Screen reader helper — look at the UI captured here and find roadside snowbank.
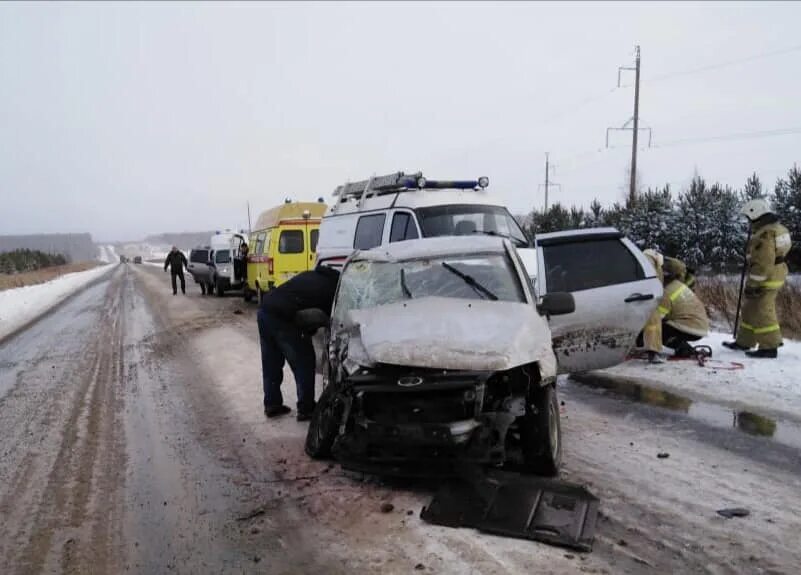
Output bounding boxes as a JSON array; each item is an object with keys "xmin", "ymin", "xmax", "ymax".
[
  {"xmin": 0, "ymin": 263, "xmax": 115, "ymax": 341},
  {"xmin": 601, "ymin": 331, "xmax": 801, "ymax": 421}
]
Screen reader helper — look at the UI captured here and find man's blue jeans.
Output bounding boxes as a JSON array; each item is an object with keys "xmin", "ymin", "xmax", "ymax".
[{"xmin": 257, "ymin": 308, "xmax": 316, "ymax": 412}]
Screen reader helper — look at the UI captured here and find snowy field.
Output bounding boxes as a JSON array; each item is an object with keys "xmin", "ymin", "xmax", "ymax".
[
  {"xmin": 602, "ymin": 331, "xmax": 801, "ymax": 421},
  {"xmin": 0, "ymin": 263, "xmax": 116, "ymax": 341}
]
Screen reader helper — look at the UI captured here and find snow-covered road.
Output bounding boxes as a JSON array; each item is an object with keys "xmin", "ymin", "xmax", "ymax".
[{"xmin": 0, "ymin": 263, "xmax": 116, "ymax": 341}]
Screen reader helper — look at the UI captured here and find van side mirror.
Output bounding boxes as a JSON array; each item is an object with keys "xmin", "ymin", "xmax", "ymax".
[
  {"xmin": 295, "ymin": 308, "xmax": 330, "ymax": 331},
  {"xmin": 537, "ymin": 292, "xmax": 575, "ymax": 316}
]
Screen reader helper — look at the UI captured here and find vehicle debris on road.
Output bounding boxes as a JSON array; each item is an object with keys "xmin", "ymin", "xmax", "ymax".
[{"xmin": 420, "ymin": 469, "xmax": 600, "ymax": 551}]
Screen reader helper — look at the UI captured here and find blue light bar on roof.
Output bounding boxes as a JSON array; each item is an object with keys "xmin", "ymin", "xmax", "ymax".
[
  {"xmin": 334, "ymin": 172, "xmax": 490, "ymax": 198},
  {"xmin": 417, "ymin": 180, "xmax": 482, "ymax": 190}
]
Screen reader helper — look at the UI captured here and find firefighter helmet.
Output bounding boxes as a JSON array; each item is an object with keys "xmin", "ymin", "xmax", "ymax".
[{"xmin": 739, "ymin": 198, "xmax": 773, "ymax": 221}]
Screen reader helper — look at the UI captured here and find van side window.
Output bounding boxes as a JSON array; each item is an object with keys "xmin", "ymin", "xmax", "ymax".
[
  {"xmin": 542, "ymin": 239, "xmax": 644, "ymax": 293},
  {"xmin": 310, "ymin": 229, "xmax": 320, "ymax": 253},
  {"xmin": 389, "ymin": 213, "xmax": 419, "ymax": 243},
  {"xmin": 354, "ymin": 214, "xmax": 386, "ymax": 250},
  {"xmin": 255, "ymin": 233, "xmax": 266, "ymax": 255},
  {"xmin": 190, "ymin": 249, "xmax": 209, "ymax": 263},
  {"xmin": 279, "ymin": 230, "xmax": 304, "ymax": 254}
]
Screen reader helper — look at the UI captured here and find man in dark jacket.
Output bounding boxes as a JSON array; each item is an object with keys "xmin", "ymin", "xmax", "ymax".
[
  {"xmin": 258, "ymin": 266, "xmax": 340, "ymax": 421},
  {"xmin": 164, "ymin": 246, "xmax": 188, "ymax": 295}
]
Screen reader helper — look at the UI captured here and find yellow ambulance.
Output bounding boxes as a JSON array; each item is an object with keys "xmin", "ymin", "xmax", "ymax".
[{"xmin": 244, "ymin": 200, "xmax": 327, "ymax": 302}]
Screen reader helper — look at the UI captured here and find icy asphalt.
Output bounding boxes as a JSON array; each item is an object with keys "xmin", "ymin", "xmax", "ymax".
[{"xmin": 0, "ymin": 264, "xmax": 799, "ymax": 574}]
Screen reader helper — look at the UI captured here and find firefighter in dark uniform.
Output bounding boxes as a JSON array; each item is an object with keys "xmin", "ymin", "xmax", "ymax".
[
  {"xmin": 163, "ymin": 246, "xmax": 188, "ymax": 295},
  {"xmin": 258, "ymin": 266, "xmax": 340, "ymax": 421},
  {"xmin": 724, "ymin": 199, "xmax": 792, "ymax": 358}
]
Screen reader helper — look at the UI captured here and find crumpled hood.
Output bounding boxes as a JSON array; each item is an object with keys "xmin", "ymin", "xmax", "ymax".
[{"xmin": 344, "ymin": 296, "xmax": 557, "ymax": 375}]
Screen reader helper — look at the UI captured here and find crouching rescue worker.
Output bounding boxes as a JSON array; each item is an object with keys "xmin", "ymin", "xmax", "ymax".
[
  {"xmin": 657, "ymin": 264, "xmax": 710, "ymax": 357},
  {"xmin": 257, "ymin": 266, "xmax": 340, "ymax": 421},
  {"xmin": 724, "ymin": 199, "xmax": 792, "ymax": 358},
  {"xmin": 163, "ymin": 246, "xmax": 188, "ymax": 295},
  {"xmin": 638, "ymin": 249, "xmax": 665, "ymax": 363}
]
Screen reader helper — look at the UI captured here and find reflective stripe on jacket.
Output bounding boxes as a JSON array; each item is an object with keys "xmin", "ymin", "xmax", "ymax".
[{"xmin": 657, "ymin": 279, "xmax": 709, "ymax": 338}]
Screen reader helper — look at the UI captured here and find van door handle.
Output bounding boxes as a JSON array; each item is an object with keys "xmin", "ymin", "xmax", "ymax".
[{"xmin": 624, "ymin": 293, "xmax": 654, "ymax": 303}]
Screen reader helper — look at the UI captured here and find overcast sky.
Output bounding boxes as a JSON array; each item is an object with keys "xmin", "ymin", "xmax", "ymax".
[{"xmin": 1, "ymin": 2, "xmax": 800, "ymax": 242}]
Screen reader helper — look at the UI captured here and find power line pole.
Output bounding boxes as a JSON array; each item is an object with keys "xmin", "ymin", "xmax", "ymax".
[
  {"xmin": 545, "ymin": 152, "xmax": 550, "ymax": 211},
  {"xmin": 606, "ymin": 45, "xmax": 651, "ymax": 206},
  {"xmin": 538, "ymin": 152, "xmax": 561, "ymax": 212},
  {"xmin": 629, "ymin": 46, "xmax": 641, "ymax": 206}
]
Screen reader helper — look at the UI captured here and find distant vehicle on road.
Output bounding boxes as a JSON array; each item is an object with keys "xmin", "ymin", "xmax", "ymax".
[
  {"xmin": 210, "ymin": 230, "xmax": 248, "ymax": 297},
  {"xmin": 244, "ymin": 200, "xmax": 327, "ymax": 303},
  {"xmin": 133, "ymin": 256, "xmax": 142, "ymax": 264},
  {"xmin": 187, "ymin": 245, "xmax": 215, "ymax": 295}
]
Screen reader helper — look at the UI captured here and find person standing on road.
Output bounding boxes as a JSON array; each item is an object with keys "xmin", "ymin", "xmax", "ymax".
[
  {"xmin": 258, "ymin": 266, "xmax": 340, "ymax": 421},
  {"xmin": 164, "ymin": 246, "xmax": 189, "ymax": 295},
  {"xmin": 239, "ymin": 241, "xmax": 249, "ymax": 281},
  {"xmin": 724, "ymin": 199, "xmax": 792, "ymax": 358}
]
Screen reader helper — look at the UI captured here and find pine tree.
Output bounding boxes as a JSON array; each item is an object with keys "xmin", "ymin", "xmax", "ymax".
[
  {"xmin": 585, "ymin": 199, "xmax": 605, "ymax": 227},
  {"xmin": 615, "ymin": 186, "xmax": 678, "ymax": 255},
  {"xmin": 772, "ymin": 165, "xmax": 801, "ymax": 269},
  {"xmin": 742, "ymin": 173, "xmax": 763, "ymax": 200}
]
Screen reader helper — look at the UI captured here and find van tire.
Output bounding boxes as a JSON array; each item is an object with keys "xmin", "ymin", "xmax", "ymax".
[
  {"xmin": 519, "ymin": 383, "xmax": 562, "ymax": 476},
  {"xmin": 243, "ymin": 288, "xmax": 254, "ymax": 303},
  {"xmin": 304, "ymin": 383, "xmax": 342, "ymax": 460}
]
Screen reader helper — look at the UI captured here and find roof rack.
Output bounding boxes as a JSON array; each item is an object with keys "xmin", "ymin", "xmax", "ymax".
[{"xmin": 332, "ymin": 171, "xmax": 489, "ymax": 209}]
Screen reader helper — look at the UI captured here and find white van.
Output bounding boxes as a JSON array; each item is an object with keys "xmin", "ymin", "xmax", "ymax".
[
  {"xmin": 315, "ymin": 172, "xmax": 529, "ymax": 269},
  {"xmin": 209, "ymin": 230, "xmax": 249, "ymax": 297}
]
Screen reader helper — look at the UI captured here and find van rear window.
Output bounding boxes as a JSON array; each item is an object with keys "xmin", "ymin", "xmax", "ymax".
[
  {"xmin": 279, "ymin": 230, "xmax": 304, "ymax": 254},
  {"xmin": 310, "ymin": 229, "xmax": 319, "ymax": 252},
  {"xmin": 542, "ymin": 239, "xmax": 644, "ymax": 293},
  {"xmin": 190, "ymin": 250, "xmax": 209, "ymax": 263}
]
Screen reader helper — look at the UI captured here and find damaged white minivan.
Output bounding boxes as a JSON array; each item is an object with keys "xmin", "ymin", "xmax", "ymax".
[{"xmin": 302, "ymin": 236, "xmax": 578, "ymax": 476}]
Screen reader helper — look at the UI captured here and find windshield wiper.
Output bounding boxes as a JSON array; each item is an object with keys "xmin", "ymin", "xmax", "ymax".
[
  {"xmin": 440, "ymin": 262, "xmax": 498, "ymax": 301},
  {"xmin": 471, "ymin": 230, "xmax": 529, "ymax": 248},
  {"xmin": 400, "ymin": 268, "xmax": 413, "ymax": 299}
]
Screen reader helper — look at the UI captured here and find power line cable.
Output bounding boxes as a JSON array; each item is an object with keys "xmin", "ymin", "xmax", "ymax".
[
  {"xmin": 652, "ymin": 127, "xmax": 801, "ymax": 148},
  {"xmin": 645, "ymin": 43, "xmax": 801, "ymax": 85}
]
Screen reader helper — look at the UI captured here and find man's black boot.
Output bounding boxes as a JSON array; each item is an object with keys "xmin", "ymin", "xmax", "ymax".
[
  {"xmin": 265, "ymin": 405, "xmax": 291, "ymax": 418},
  {"xmin": 296, "ymin": 403, "xmax": 316, "ymax": 422}
]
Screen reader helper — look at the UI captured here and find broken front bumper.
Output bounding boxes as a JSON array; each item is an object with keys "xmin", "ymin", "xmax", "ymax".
[{"xmin": 331, "ymin": 371, "xmax": 515, "ymax": 474}]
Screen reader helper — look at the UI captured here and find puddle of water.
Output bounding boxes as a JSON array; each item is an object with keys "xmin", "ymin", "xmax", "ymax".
[{"xmin": 569, "ymin": 374, "xmax": 801, "ymax": 451}]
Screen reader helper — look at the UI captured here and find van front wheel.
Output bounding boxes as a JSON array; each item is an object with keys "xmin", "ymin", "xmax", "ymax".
[{"xmin": 305, "ymin": 383, "xmax": 343, "ymax": 460}]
